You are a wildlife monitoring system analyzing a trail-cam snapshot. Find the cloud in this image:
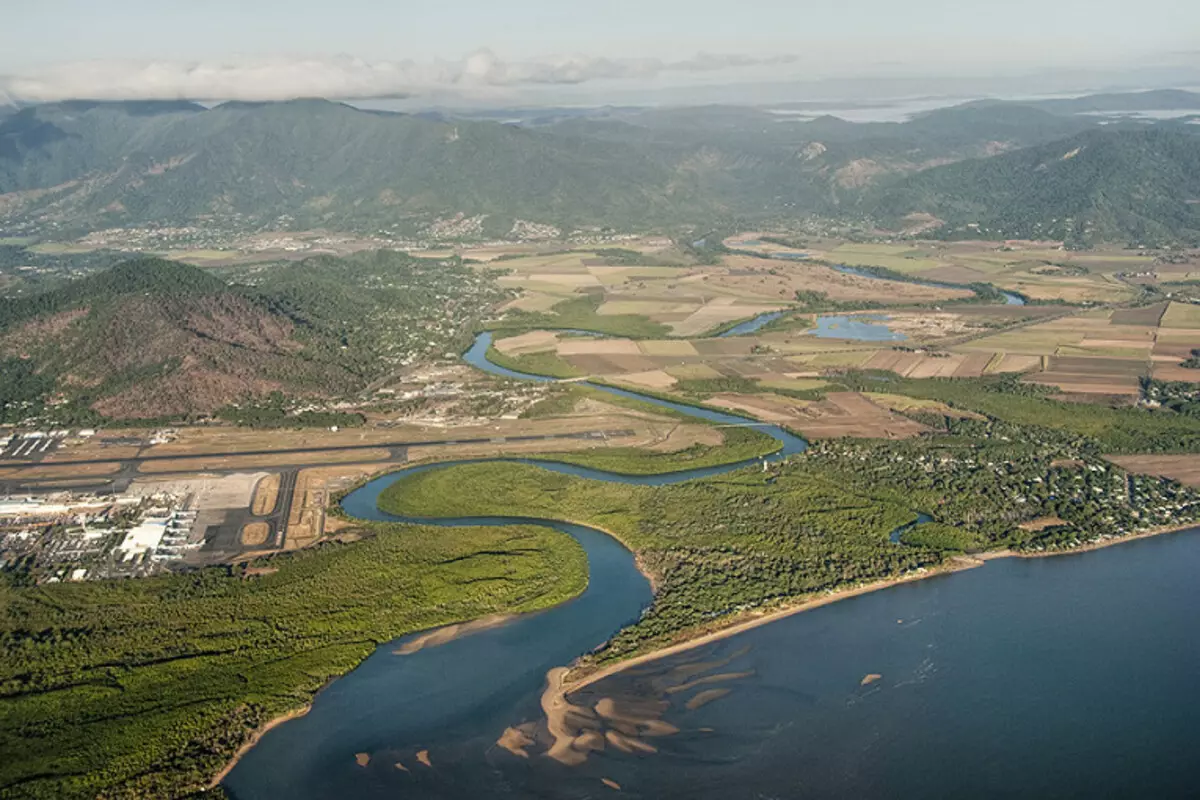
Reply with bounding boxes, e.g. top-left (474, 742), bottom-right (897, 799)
top-left (0, 50), bottom-right (800, 103)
